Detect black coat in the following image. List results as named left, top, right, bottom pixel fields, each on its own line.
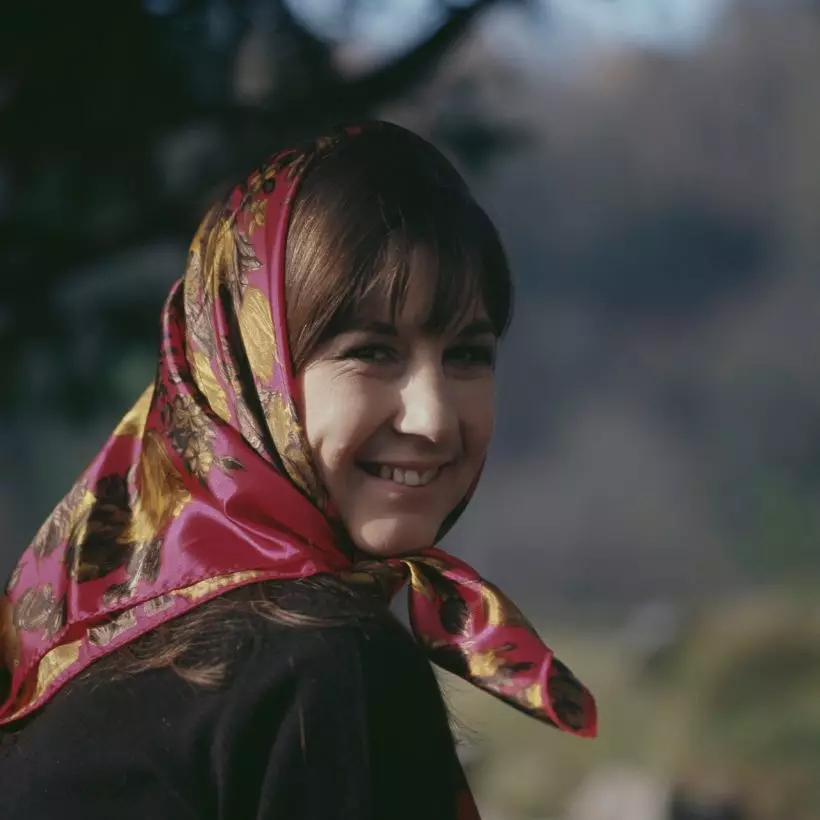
left=0, top=581, right=468, bottom=819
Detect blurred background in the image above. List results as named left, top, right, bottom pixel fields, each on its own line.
left=2, top=0, right=820, bottom=817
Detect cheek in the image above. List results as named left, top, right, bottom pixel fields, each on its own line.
left=298, top=370, right=385, bottom=469
left=456, top=378, right=496, bottom=455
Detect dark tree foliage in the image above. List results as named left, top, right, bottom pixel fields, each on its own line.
left=0, top=0, right=507, bottom=416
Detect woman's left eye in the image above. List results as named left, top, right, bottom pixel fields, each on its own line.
left=445, top=345, right=495, bottom=367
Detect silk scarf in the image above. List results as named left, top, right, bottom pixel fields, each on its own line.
left=0, top=123, right=595, bottom=813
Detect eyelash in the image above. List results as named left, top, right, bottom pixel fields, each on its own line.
left=447, top=344, right=496, bottom=367
left=343, top=344, right=495, bottom=367
left=344, top=344, right=395, bottom=364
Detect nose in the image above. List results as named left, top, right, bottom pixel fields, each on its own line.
left=394, top=362, right=459, bottom=445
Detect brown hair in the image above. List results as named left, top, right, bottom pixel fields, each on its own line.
left=78, top=576, right=387, bottom=691
left=285, top=126, right=513, bottom=373
left=69, top=127, right=514, bottom=694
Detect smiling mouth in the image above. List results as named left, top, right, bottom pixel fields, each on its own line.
left=358, top=462, right=444, bottom=488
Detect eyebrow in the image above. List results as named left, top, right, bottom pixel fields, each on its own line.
left=344, top=318, right=497, bottom=339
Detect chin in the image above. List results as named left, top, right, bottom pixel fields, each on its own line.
left=350, top=517, right=441, bottom=558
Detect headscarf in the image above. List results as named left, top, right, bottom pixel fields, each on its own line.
left=0, top=124, right=595, bottom=765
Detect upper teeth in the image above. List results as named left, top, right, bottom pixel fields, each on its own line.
left=378, top=465, right=439, bottom=486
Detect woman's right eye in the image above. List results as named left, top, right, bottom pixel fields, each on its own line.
left=344, top=344, right=396, bottom=364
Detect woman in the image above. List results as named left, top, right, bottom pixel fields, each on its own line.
left=0, top=121, right=596, bottom=818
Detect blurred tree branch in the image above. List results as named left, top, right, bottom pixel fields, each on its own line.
left=0, top=0, right=507, bottom=415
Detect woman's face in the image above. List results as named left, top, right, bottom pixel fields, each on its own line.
left=297, top=284, right=497, bottom=557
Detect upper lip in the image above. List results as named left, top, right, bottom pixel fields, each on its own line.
left=359, top=460, right=450, bottom=471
